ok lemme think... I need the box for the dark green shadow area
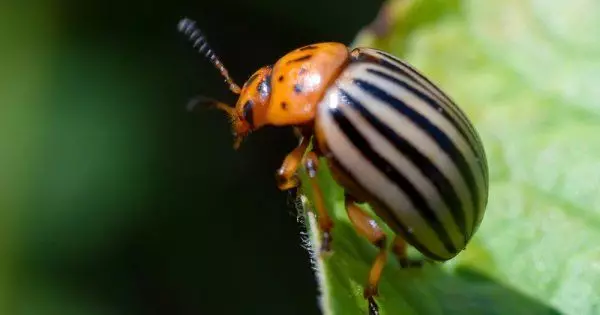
[2,0,383,314]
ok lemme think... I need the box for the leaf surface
[300,1,600,314]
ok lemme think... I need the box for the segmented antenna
[178,17,241,94]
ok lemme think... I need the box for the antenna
[177,17,241,94]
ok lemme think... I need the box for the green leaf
[299,0,600,314]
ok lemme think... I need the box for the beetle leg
[302,151,334,253]
[275,134,311,191]
[344,194,388,315]
[391,236,425,268]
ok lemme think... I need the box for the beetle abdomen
[315,48,488,261]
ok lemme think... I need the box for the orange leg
[345,195,388,315]
[275,133,311,191]
[302,151,334,253]
[346,196,426,315]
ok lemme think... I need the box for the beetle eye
[242,100,254,127]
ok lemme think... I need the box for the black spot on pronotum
[293,84,303,93]
[299,45,318,51]
[286,55,312,64]
[242,100,255,127]
[281,102,288,110]
[278,75,284,82]
[299,68,307,75]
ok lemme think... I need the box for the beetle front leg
[302,151,334,253]
[275,132,311,191]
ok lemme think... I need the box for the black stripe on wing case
[371,60,490,231]
[352,48,477,149]
[329,103,458,256]
[366,64,481,164]
[374,51,489,186]
[369,53,486,170]
[364,67,480,229]
[365,67,473,148]
[375,51,479,142]
[339,90,468,240]
[326,152,447,261]
[353,78,481,237]
[376,51,489,212]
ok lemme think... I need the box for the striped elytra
[315,48,488,261]
[178,18,489,315]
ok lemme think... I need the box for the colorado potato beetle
[178,17,488,314]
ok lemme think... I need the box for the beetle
[177,17,488,315]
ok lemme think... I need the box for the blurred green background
[0,0,385,314]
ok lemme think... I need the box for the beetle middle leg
[344,194,388,315]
